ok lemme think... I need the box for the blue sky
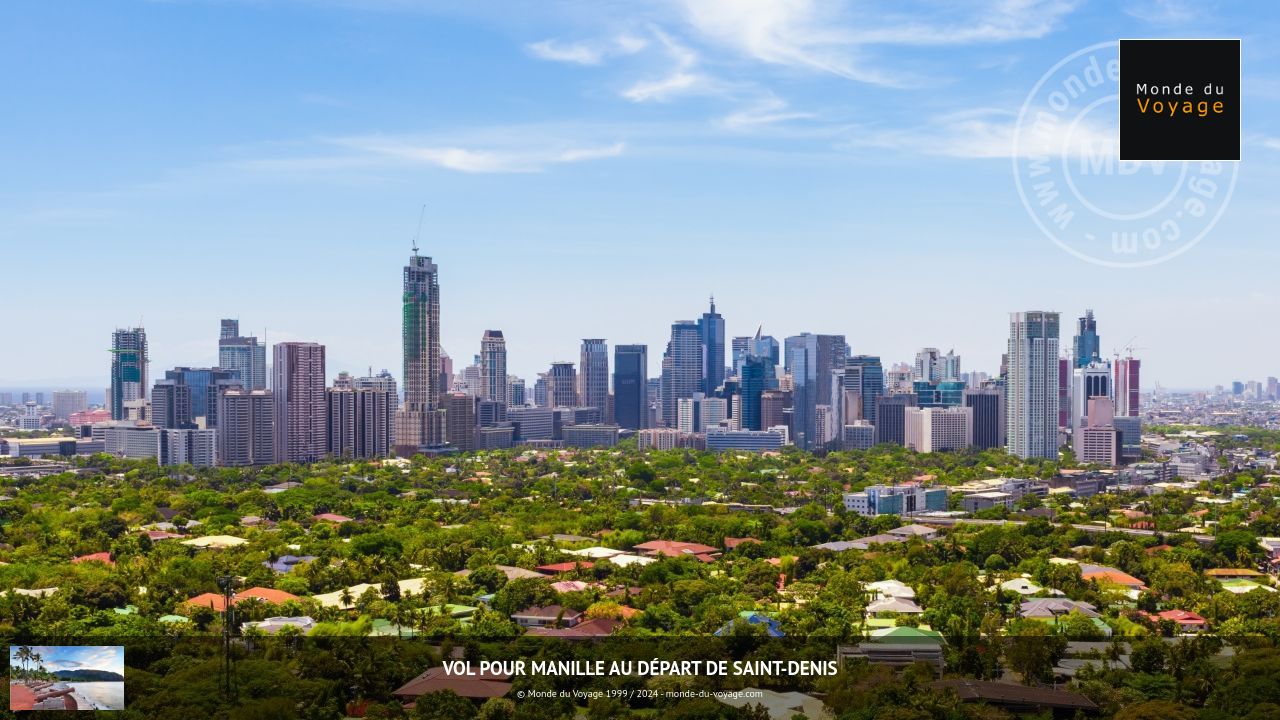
[2,0,1278,391]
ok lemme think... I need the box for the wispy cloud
[842,107,1115,159]
[527,34,648,65]
[621,27,712,102]
[330,136,626,173]
[719,95,814,129]
[1123,0,1202,24]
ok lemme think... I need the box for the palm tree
[14,646,33,685]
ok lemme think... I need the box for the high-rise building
[963,386,1005,450]
[395,250,444,454]
[110,327,148,421]
[847,356,883,426]
[875,394,917,446]
[914,348,941,383]
[273,342,326,463]
[738,355,771,431]
[940,350,961,382]
[326,383,356,458]
[51,390,87,422]
[905,406,973,453]
[1070,361,1112,436]
[1074,396,1118,466]
[784,333,846,450]
[1072,309,1101,368]
[760,390,789,432]
[1007,311,1060,460]
[443,391,477,452]
[508,376,526,407]
[579,339,609,413]
[151,379,194,430]
[613,344,648,430]
[479,330,508,407]
[216,388,274,466]
[158,428,217,467]
[165,367,238,421]
[218,320,267,391]
[1114,357,1141,417]
[661,321,702,428]
[731,336,751,378]
[328,370,394,459]
[1057,357,1071,428]
[698,297,725,395]
[547,361,578,408]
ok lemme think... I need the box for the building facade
[273,342,327,463]
[110,327,148,421]
[1006,311,1060,460]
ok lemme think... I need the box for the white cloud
[674,0,1077,86]
[527,35,649,65]
[333,136,626,173]
[843,107,1115,159]
[719,95,814,129]
[621,27,712,102]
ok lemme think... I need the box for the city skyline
[4,2,1280,389]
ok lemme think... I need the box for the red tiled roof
[1148,609,1207,625]
[525,617,620,638]
[313,513,352,523]
[536,562,594,574]
[235,587,300,604]
[1083,569,1146,589]
[394,666,512,700]
[72,552,114,566]
[183,592,228,612]
[724,537,760,550]
[633,540,719,557]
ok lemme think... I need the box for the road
[907,515,1215,546]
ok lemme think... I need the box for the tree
[410,691,476,720]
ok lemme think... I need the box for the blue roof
[264,555,317,573]
[714,612,784,638]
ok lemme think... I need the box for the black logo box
[1120,39,1240,161]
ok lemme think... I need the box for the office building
[1114,357,1141,417]
[914,348,941,383]
[51,390,87,422]
[843,485,948,517]
[1114,415,1141,462]
[905,407,973,453]
[963,387,1005,450]
[698,297,725,395]
[705,427,786,452]
[578,339,609,415]
[847,355,883,426]
[165,367,238,422]
[564,424,620,448]
[443,391,477,452]
[478,425,516,450]
[547,361,578,408]
[507,407,554,442]
[151,379,194,430]
[508,376,526,407]
[326,383,356,457]
[479,330,508,407]
[158,428,216,468]
[613,344,647,430]
[785,333,846,450]
[1070,361,1112,435]
[110,327,148,420]
[1006,311,1060,460]
[759,390,788,432]
[661,321,702,428]
[1075,397,1119,466]
[874,394,916,446]
[104,424,161,460]
[1058,358,1071,428]
[842,422,876,450]
[216,388,274,466]
[738,355,771,431]
[273,342,327,463]
[218,319,267,391]
[1073,309,1101,368]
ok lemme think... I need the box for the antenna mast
[412,204,426,256]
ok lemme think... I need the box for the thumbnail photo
[9,646,125,711]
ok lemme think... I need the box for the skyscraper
[547,361,578,408]
[165,367,239,421]
[963,386,1005,450]
[110,327,148,421]
[479,330,508,409]
[1073,309,1101,368]
[216,387,274,466]
[784,333,846,450]
[273,342,327,463]
[579,339,609,412]
[395,250,444,454]
[1007,311,1060,460]
[698,297,725,395]
[847,355,884,426]
[874,394,916,446]
[1114,357,1141,417]
[1070,361,1111,436]
[443,391,477,452]
[51,390,87,422]
[738,355,772,431]
[613,344,648,430]
[914,348,941,383]
[218,321,266,391]
[661,321,702,428]
[151,380,194,430]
